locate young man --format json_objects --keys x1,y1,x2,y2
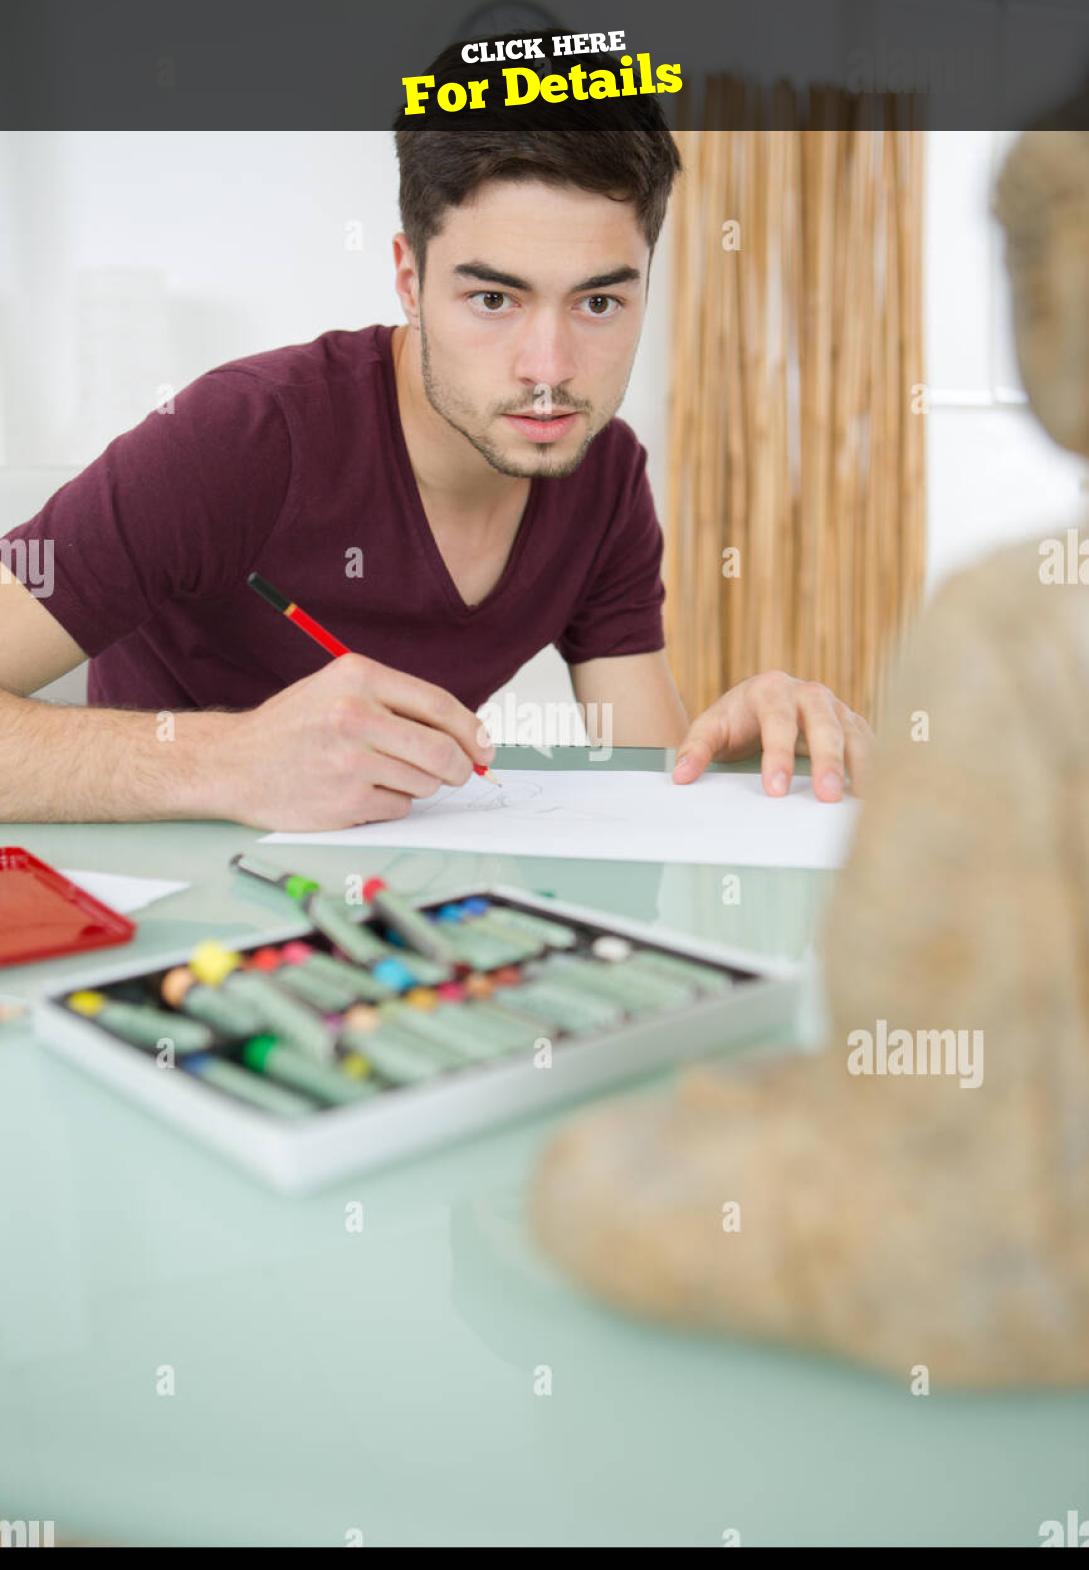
[{"x1": 0, "y1": 49, "x2": 870, "y2": 830}]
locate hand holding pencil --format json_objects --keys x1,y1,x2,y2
[{"x1": 201, "y1": 574, "x2": 497, "y2": 832}]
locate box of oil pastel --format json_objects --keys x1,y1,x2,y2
[{"x1": 31, "y1": 884, "x2": 801, "y2": 1195}]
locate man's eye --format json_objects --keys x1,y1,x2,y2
[
  {"x1": 580, "y1": 295, "x2": 621, "y2": 317},
  {"x1": 470, "y1": 291, "x2": 512, "y2": 312}
]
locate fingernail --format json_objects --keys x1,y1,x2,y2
[
  {"x1": 674, "y1": 752, "x2": 692, "y2": 772},
  {"x1": 770, "y1": 770, "x2": 789, "y2": 795},
  {"x1": 819, "y1": 772, "x2": 842, "y2": 798}
]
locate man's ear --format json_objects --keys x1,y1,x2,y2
[{"x1": 392, "y1": 231, "x2": 422, "y2": 326}]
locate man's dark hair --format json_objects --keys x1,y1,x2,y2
[{"x1": 393, "y1": 34, "x2": 683, "y2": 284}]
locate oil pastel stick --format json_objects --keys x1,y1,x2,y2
[
  {"x1": 183, "y1": 1052, "x2": 315, "y2": 1117},
  {"x1": 285, "y1": 946, "x2": 395, "y2": 1002},
  {"x1": 160, "y1": 967, "x2": 266, "y2": 1038},
  {"x1": 545, "y1": 956, "x2": 690, "y2": 1013},
  {"x1": 467, "y1": 901, "x2": 578, "y2": 949},
  {"x1": 189, "y1": 941, "x2": 335, "y2": 1063},
  {"x1": 385, "y1": 998, "x2": 499, "y2": 1063},
  {"x1": 246, "y1": 945, "x2": 359, "y2": 1013},
  {"x1": 229, "y1": 853, "x2": 403, "y2": 968},
  {"x1": 624, "y1": 949, "x2": 735, "y2": 994},
  {"x1": 431, "y1": 906, "x2": 534, "y2": 969},
  {"x1": 338, "y1": 1009, "x2": 448, "y2": 1085},
  {"x1": 362, "y1": 878, "x2": 460, "y2": 967},
  {"x1": 67, "y1": 990, "x2": 213, "y2": 1054},
  {"x1": 513, "y1": 976, "x2": 623, "y2": 1031},
  {"x1": 238, "y1": 1034, "x2": 379, "y2": 1106}
]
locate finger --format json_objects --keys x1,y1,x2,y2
[
  {"x1": 362, "y1": 708, "x2": 477, "y2": 788},
  {"x1": 345, "y1": 655, "x2": 495, "y2": 768},
  {"x1": 749, "y1": 697, "x2": 798, "y2": 796},
  {"x1": 842, "y1": 711, "x2": 874, "y2": 796},
  {"x1": 366, "y1": 750, "x2": 448, "y2": 800},
  {"x1": 358, "y1": 784, "x2": 413, "y2": 823},
  {"x1": 672, "y1": 715, "x2": 725, "y2": 783},
  {"x1": 796, "y1": 685, "x2": 846, "y2": 802}
]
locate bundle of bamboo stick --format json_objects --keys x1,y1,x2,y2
[{"x1": 665, "y1": 93, "x2": 926, "y2": 723}]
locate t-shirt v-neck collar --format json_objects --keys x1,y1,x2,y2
[{"x1": 378, "y1": 323, "x2": 542, "y2": 620}]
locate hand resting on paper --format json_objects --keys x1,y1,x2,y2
[{"x1": 671, "y1": 670, "x2": 873, "y2": 802}]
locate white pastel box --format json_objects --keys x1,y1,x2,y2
[{"x1": 31, "y1": 885, "x2": 801, "y2": 1195}]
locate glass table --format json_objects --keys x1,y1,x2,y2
[{"x1": 1, "y1": 749, "x2": 1085, "y2": 1546}]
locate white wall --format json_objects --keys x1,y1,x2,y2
[
  {"x1": 924, "y1": 130, "x2": 1089, "y2": 590},
  {"x1": 1, "y1": 128, "x2": 1084, "y2": 719}
]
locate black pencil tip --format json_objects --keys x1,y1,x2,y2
[{"x1": 247, "y1": 572, "x2": 290, "y2": 613}]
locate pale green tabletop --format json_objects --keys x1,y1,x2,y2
[{"x1": 1, "y1": 748, "x2": 1085, "y2": 1547}]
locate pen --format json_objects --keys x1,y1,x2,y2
[{"x1": 246, "y1": 571, "x2": 500, "y2": 784}]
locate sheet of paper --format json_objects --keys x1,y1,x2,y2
[
  {"x1": 261, "y1": 769, "x2": 860, "y2": 870},
  {"x1": 59, "y1": 869, "x2": 189, "y2": 913}
]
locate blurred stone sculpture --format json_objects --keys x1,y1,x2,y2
[{"x1": 528, "y1": 127, "x2": 1089, "y2": 1387}]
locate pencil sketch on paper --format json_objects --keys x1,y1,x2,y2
[
  {"x1": 261, "y1": 767, "x2": 861, "y2": 869},
  {"x1": 412, "y1": 774, "x2": 621, "y2": 823}
]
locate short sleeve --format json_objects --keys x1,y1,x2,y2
[
  {"x1": 1, "y1": 368, "x2": 293, "y2": 658},
  {"x1": 555, "y1": 432, "x2": 666, "y2": 666}
]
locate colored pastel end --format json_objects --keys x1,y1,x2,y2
[
  {"x1": 67, "y1": 989, "x2": 106, "y2": 1016},
  {"x1": 160, "y1": 967, "x2": 195, "y2": 1008},
  {"x1": 284, "y1": 875, "x2": 319, "y2": 902},
  {"x1": 361, "y1": 877, "x2": 387, "y2": 902},
  {"x1": 372, "y1": 957, "x2": 415, "y2": 992},
  {"x1": 405, "y1": 988, "x2": 438, "y2": 1010},
  {"x1": 190, "y1": 940, "x2": 242, "y2": 988},
  {"x1": 241, "y1": 1035, "x2": 278, "y2": 1071},
  {"x1": 281, "y1": 940, "x2": 313, "y2": 963}
]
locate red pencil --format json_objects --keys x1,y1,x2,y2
[{"x1": 246, "y1": 572, "x2": 498, "y2": 782}]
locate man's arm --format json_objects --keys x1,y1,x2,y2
[
  {"x1": 0, "y1": 575, "x2": 495, "y2": 827},
  {"x1": 569, "y1": 649, "x2": 689, "y2": 746},
  {"x1": 1, "y1": 565, "x2": 86, "y2": 696},
  {"x1": 0, "y1": 573, "x2": 245, "y2": 821}
]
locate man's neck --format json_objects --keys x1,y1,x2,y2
[{"x1": 390, "y1": 323, "x2": 527, "y2": 520}]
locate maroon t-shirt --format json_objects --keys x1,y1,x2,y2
[{"x1": 7, "y1": 324, "x2": 666, "y2": 713}]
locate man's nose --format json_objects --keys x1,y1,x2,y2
[{"x1": 512, "y1": 313, "x2": 578, "y2": 394}]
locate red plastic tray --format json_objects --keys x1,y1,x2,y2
[{"x1": 0, "y1": 847, "x2": 136, "y2": 966}]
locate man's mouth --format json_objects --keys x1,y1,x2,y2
[
  {"x1": 502, "y1": 410, "x2": 581, "y2": 443},
  {"x1": 506, "y1": 411, "x2": 575, "y2": 420}
]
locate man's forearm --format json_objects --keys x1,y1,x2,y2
[
  {"x1": 570, "y1": 649, "x2": 690, "y2": 746},
  {"x1": 0, "y1": 689, "x2": 239, "y2": 823}
]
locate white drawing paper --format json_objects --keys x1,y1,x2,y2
[{"x1": 261, "y1": 768, "x2": 860, "y2": 870}]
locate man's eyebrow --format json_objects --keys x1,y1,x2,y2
[{"x1": 453, "y1": 262, "x2": 642, "y2": 293}]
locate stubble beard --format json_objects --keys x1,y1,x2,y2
[{"x1": 418, "y1": 316, "x2": 605, "y2": 480}]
